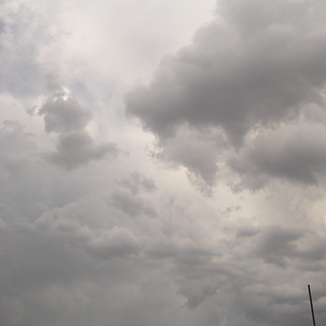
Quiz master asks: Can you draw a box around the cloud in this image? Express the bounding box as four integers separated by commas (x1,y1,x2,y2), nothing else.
110,189,156,217
0,120,35,173
229,123,326,188
126,0,326,185
39,91,119,169
253,226,303,267
151,126,220,188
86,227,140,260
48,130,118,170
0,0,66,98
3,1,326,326
39,97,92,133
118,172,156,195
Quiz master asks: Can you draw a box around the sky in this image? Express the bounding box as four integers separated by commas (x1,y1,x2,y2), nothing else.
1,0,326,325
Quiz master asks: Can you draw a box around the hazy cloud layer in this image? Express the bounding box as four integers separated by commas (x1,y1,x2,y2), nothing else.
2,1,326,326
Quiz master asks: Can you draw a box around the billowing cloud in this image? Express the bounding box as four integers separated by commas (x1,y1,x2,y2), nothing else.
127,0,326,185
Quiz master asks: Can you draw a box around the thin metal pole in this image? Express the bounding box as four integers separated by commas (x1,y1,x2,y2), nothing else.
308,284,317,326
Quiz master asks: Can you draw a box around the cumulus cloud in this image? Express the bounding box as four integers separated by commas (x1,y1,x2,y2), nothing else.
127,0,326,186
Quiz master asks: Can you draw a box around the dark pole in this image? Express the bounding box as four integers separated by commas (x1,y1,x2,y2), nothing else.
308,284,317,326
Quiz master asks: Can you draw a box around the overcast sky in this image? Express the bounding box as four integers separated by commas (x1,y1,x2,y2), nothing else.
1,0,326,325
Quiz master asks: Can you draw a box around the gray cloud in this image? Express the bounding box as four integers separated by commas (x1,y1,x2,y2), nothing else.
253,226,303,267
39,97,92,133
118,172,156,195
86,226,140,259
39,91,119,169
230,124,326,188
48,130,118,170
0,1,63,98
0,120,51,222
109,187,156,218
126,0,326,185
235,226,259,238
0,120,35,173
3,1,326,326
151,126,220,188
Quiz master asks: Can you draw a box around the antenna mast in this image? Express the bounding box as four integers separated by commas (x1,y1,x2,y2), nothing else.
308,284,317,326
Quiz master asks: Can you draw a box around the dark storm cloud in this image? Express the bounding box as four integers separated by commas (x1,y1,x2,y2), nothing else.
126,0,326,185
